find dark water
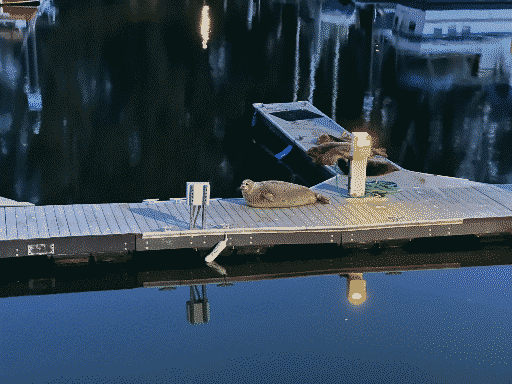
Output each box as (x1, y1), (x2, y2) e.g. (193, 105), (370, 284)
(1, 0), (512, 383)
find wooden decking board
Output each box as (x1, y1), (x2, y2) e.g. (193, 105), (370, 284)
(295, 205), (326, 227)
(442, 188), (500, 218)
(311, 202), (347, 227)
(34, 206), (49, 239)
(63, 205), (82, 237)
(158, 202), (189, 230)
(246, 207), (279, 227)
(24, 206), (39, 239)
(0, 208), (7, 240)
(468, 187), (512, 217)
(276, 207), (311, 227)
(283, 206), (319, 227)
(125, 203), (152, 233)
(215, 200), (254, 229)
(14, 207), (29, 240)
(472, 186), (512, 213)
(131, 203), (160, 232)
(171, 200), (198, 228)
(226, 201), (273, 228)
(459, 189), (501, 217)
(108, 203), (133, 234)
(305, 204), (337, 226)
(111, 203), (141, 234)
(43, 206), (60, 238)
(53, 205), (71, 237)
(72, 205), (92, 236)
(100, 204), (123, 235)
(278, 207), (313, 227)
(218, 199), (261, 229)
(205, 200), (242, 228)
(81, 204), (102, 236)
(145, 203), (184, 232)
(91, 204), (113, 235)
(316, 190), (369, 225)
(5, 207), (17, 240)
(258, 208), (304, 227)
(203, 203), (232, 228)
(255, 206), (299, 228)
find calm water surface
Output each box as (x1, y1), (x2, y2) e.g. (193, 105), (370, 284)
(0, 0), (511, 382)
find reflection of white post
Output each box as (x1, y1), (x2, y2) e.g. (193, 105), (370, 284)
(349, 132), (372, 197)
(293, 5), (301, 102)
(308, 3), (322, 104)
(332, 24), (341, 120)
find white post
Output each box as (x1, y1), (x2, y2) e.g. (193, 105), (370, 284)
(186, 182), (210, 229)
(349, 132), (372, 197)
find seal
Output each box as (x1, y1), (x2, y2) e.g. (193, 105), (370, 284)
(238, 180), (330, 208)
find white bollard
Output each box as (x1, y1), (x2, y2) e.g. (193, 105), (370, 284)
(349, 132), (372, 197)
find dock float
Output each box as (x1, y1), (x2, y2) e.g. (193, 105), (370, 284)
(1, 101), (512, 258)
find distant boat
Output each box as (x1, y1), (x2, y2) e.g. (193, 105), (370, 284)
(0, 1), (41, 6)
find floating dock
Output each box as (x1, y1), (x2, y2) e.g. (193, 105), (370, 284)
(1, 101), (512, 258)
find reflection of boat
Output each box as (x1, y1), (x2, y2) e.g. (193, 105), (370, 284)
(386, 1), (512, 88)
(0, 0), (56, 112)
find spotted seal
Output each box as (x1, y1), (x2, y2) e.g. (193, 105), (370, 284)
(238, 180), (330, 208)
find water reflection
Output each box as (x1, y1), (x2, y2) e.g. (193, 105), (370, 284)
(0, 0), (511, 205)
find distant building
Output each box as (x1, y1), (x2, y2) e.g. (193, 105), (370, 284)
(391, 1), (512, 38)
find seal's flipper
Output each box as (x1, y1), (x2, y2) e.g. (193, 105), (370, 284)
(316, 193), (330, 204)
(263, 193), (275, 201)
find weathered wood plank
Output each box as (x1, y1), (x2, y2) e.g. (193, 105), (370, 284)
(223, 199), (271, 228)
(53, 205), (70, 237)
(244, 207), (279, 227)
(295, 205), (325, 227)
(211, 200), (253, 229)
(63, 205), (82, 237)
(81, 204), (102, 236)
(472, 186), (512, 214)
(0, 207), (6, 240)
(170, 200), (196, 228)
(310, 203), (346, 227)
(14, 207), (29, 240)
(72, 205), (92, 236)
(217, 199), (259, 229)
(5, 207), (18, 240)
(467, 187), (512, 217)
(319, 191), (369, 225)
(124, 203), (152, 233)
(24, 205), (39, 239)
(34, 206), (50, 238)
(148, 203), (185, 231)
(442, 188), (497, 218)
(202, 201), (238, 228)
(157, 202), (189, 230)
(136, 203), (162, 231)
(43, 206), (60, 237)
(111, 203), (140, 234)
(100, 204), (122, 234)
(92, 204), (113, 235)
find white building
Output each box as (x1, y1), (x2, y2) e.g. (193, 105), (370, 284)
(392, 2), (512, 37)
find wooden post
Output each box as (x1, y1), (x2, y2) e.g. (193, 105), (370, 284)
(349, 132), (372, 197)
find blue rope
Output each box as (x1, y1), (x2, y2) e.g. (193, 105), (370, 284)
(335, 174), (400, 198)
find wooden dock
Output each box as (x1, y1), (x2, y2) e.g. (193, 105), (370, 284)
(1, 101), (512, 258)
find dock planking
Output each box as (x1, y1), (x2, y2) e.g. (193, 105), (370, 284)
(1, 103), (512, 257)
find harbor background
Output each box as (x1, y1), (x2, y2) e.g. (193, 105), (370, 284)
(0, 0), (511, 383)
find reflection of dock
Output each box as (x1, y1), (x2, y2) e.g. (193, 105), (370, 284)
(1, 237), (510, 299)
(1, 101), (512, 259)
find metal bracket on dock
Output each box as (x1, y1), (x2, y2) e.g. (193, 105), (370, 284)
(186, 182), (210, 230)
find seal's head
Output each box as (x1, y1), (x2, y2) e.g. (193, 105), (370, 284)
(238, 179), (254, 196)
